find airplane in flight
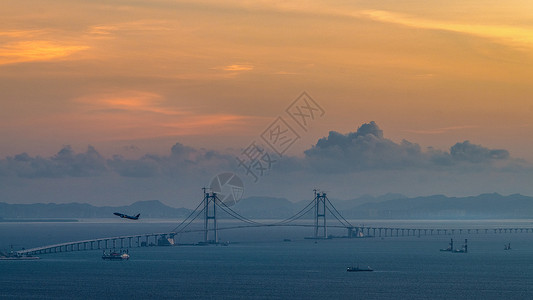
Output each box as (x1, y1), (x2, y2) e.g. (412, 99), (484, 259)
(113, 212), (140, 220)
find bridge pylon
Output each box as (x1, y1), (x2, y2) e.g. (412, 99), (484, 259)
(203, 188), (218, 244)
(314, 189), (327, 239)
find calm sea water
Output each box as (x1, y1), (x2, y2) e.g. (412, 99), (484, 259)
(2, 220), (533, 299)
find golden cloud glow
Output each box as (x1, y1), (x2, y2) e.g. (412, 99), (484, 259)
(0, 40), (89, 65)
(71, 90), (256, 139)
(222, 64), (254, 71)
(0, 29), (44, 38)
(75, 91), (181, 116)
(2, 0), (533, 161)
(356, 10), (533, 49)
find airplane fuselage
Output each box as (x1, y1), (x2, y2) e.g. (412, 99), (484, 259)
(113, 212), (140, 220)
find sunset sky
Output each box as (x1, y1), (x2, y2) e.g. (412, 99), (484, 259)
(1, 1), (532, 207)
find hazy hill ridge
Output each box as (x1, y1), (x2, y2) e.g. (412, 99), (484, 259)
(1, 193), (533, 220)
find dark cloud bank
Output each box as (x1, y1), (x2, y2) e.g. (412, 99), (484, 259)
(304, 121), (511, 172)
(0, 122), (522, 179)
(2, 122), (531, 206)
(0, 143), (234, 179)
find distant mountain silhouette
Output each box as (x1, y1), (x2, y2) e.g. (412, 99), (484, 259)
(344, 193), (533, 219)
(1, 193), (533, 220)
(0, 200), (190, 219)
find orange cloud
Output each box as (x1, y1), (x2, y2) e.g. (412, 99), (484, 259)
(355, 9), (533, 50)
(75, 91), (183, 116)
(222, 64), (254, 71)
(71, 90), (257, 140)
(0, 40), (89, 65)
(0, 29), (44, 38)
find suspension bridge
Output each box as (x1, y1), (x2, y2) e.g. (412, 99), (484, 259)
(16, 189), (533, 256)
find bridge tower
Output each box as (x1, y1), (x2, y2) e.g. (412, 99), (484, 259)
(203, 188), (218, 243)
(314, 189), (327, 239)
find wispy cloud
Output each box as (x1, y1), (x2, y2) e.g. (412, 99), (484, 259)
(75, 91), (180, 116)
(212, 64), (254, 72)
(354, 9), (533, 50)
(183, 1), (533, 50)
(223, 64), (254, 71)
(71, 90), (256, 139)
(0, 40), (89, 65)
(0, 29), (45, 38)
(87, 20), (174, 37)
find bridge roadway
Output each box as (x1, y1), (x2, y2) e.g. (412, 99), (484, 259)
(16, 232), (176, 256)
(16, 225), (533, 256)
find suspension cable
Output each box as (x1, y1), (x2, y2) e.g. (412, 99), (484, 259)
(271, 200), (316, 225)
(215, 198), (263, 225)
(326, 197), (353, 227)
(171, 193), (353, 234)
(171, 201), (205, 233)
(325, 205), (351, 228)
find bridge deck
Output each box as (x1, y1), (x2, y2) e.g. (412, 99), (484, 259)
(16, 225), (533, 256)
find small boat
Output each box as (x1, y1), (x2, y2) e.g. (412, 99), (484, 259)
(347, 265), (373, 272)
(504, 243), (511, 250)
(452, 239), (468, 253)
(102, 250), (129, 261)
